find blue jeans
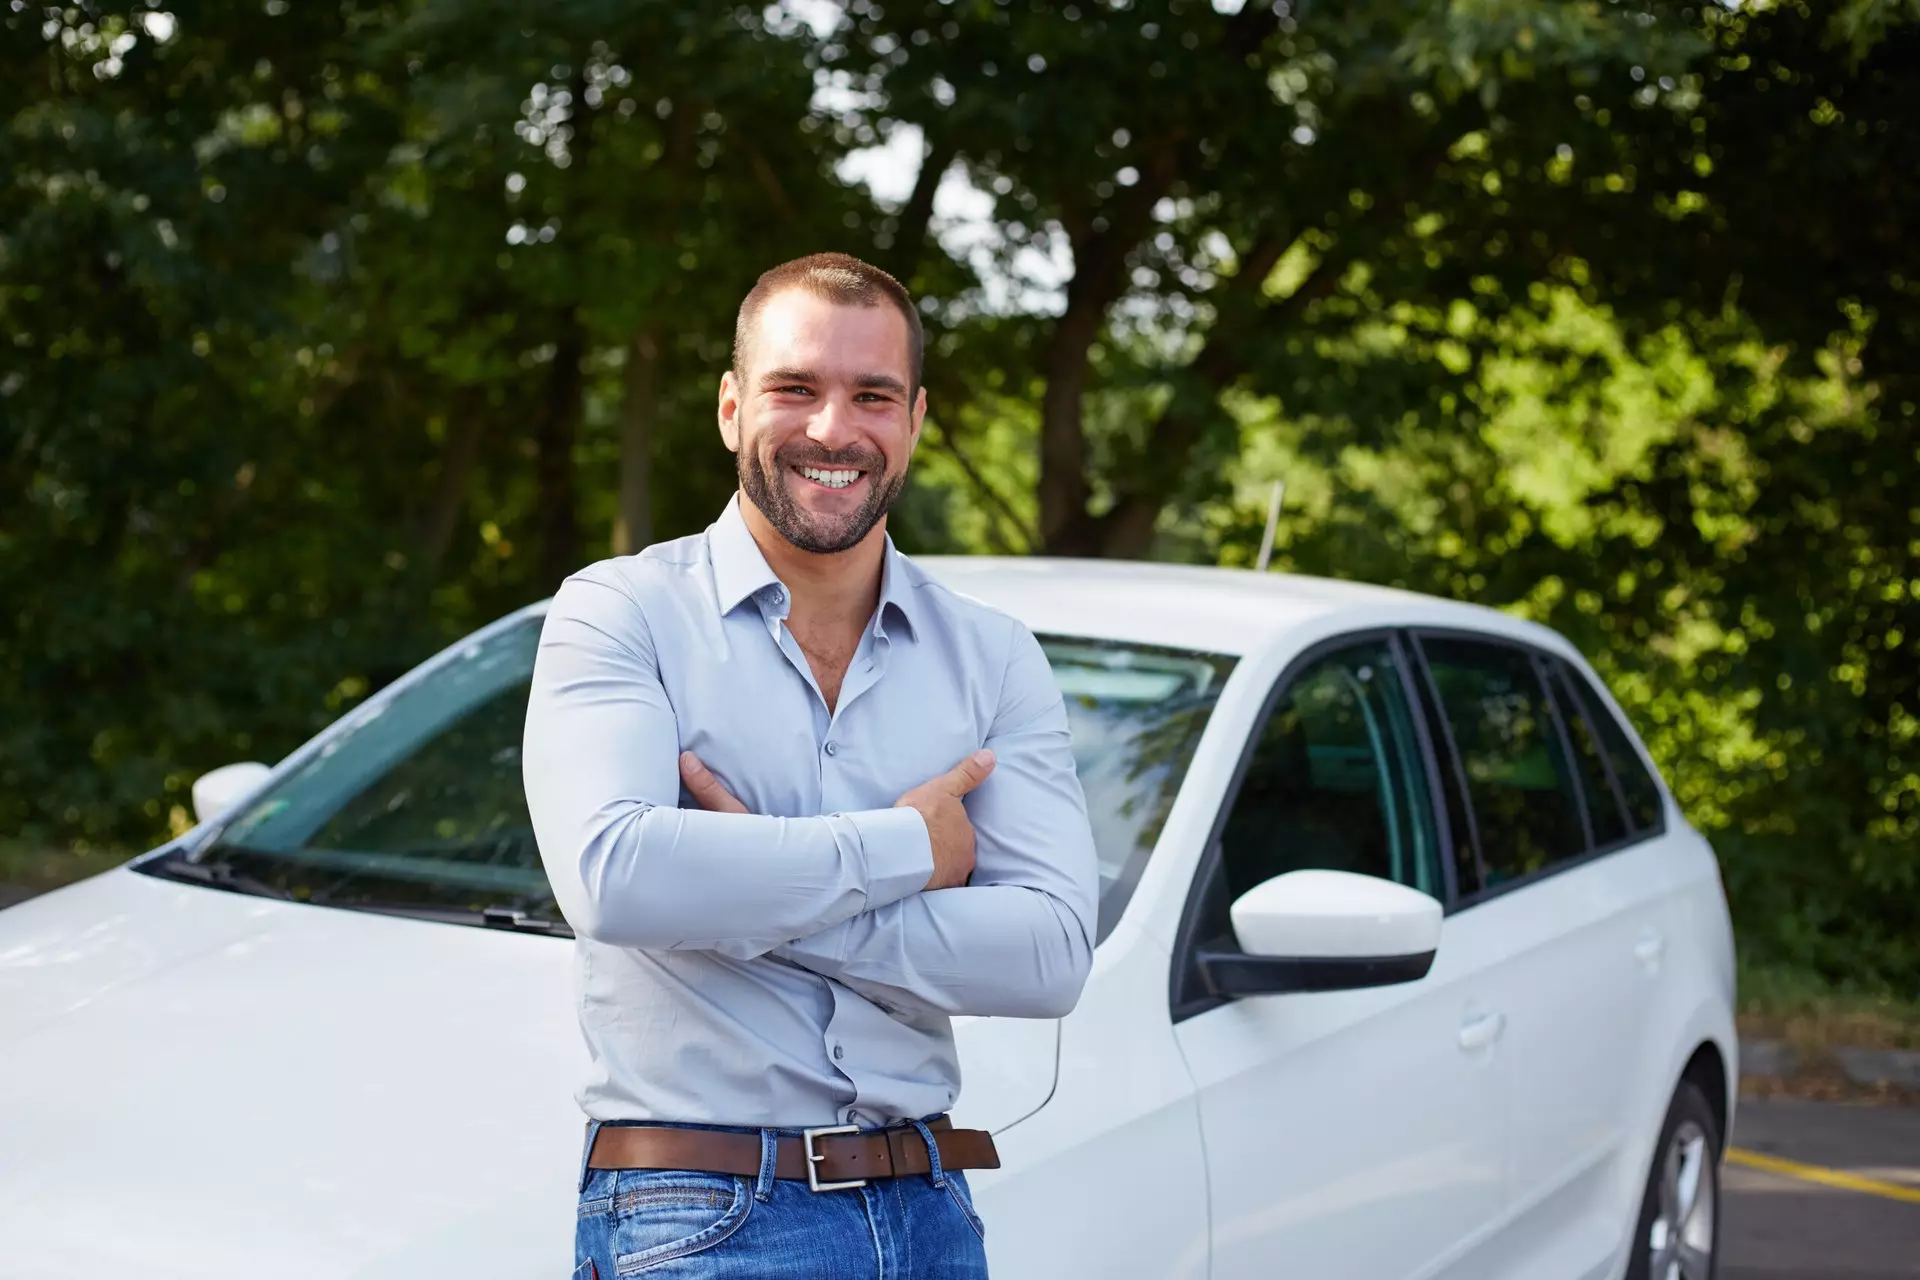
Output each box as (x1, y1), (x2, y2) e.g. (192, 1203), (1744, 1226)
(574, 1120), (989, 1279)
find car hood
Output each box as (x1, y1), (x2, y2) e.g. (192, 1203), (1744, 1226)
(0, 867), (1059, 1279)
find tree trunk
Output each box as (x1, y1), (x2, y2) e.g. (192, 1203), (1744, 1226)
(1036, 148), (1185, 555)
(536, 313), (585, 587)
(415, 391), (485, 569)
(1035, 283), (1105, 555)
(612, 329), (659, 556)
(885, 135), (956, 284)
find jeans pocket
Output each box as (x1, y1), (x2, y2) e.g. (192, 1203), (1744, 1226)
(607, 1172), (752, 1276)
(943, 1172), (986, 1244)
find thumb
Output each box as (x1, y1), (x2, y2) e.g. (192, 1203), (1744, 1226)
(942, 748), (996, 797)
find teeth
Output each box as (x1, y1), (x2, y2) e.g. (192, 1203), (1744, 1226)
(799, 466), (862, 489)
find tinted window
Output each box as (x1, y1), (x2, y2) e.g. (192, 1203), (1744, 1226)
(1409, 652), (1485, 902)
(1558, 661), (1664, 833)
(1218, 641), (1443, 903)
(157, 620), (1233, 939)
(1549, 664), (1631, 847)
(1419, 637), (1586, 888)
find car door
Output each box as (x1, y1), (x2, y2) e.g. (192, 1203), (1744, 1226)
(1408, 634), (1671, 1278)
(1170, 634), (1512, 1280)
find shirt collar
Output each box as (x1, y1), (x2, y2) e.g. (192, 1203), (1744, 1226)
(709, 493), (783, 617)
(708, 493), (917, 640)
(875, 537), (918, 642)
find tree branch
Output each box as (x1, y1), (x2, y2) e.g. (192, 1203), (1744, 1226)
(885, 134), (956, 284)
(925, 419), (1036, 554)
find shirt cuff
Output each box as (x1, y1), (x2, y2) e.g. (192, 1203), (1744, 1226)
(845, 806), (934, 908)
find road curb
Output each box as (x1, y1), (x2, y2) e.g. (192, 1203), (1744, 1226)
(1744, 1037), (1920, 1090)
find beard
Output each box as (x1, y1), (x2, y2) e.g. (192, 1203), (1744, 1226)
(738, 433), (907, 555)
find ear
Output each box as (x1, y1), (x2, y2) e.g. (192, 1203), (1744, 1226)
(717, 370), (743, 452)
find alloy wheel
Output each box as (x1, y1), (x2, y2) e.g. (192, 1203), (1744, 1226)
(1647, 1118), (1717, 1280)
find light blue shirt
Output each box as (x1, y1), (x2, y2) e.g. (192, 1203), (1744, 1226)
(522, 495), (1098, 1128)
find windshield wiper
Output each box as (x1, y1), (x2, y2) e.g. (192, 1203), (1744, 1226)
(315, 899), (573, 937)
(147, 857), (297, 902)
(478, 905), (572, 936)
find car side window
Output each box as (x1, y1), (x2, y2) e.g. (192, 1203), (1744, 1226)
(1556, 660), (1665, 834)
(1417, 636), (1587, 888)
(1217, 640), (1443, 904)
(1547, 662), (1631, 848)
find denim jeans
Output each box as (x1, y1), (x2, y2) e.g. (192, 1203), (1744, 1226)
(574, 1120), (990, 1279)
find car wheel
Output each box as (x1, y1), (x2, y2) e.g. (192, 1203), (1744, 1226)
(1627, 1079), (1722, 1280)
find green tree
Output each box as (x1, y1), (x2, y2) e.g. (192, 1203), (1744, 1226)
(833, 0), (1701, 555)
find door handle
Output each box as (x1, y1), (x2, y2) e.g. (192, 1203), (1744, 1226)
(1458, 1011), (1506, 1051)
(1634, 933), (1667, 966)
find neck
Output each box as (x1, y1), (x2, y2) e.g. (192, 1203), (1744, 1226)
(738, 492), (886, 626)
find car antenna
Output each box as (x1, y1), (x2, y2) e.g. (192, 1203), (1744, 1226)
(1253, 480), (1285, 572)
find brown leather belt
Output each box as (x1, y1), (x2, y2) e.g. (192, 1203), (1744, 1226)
(587, 1116), (999, 1192)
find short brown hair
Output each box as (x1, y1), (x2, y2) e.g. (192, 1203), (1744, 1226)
(732, 252), (924, 392)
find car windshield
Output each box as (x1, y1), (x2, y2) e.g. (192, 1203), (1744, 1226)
(155, 616), (1235, 939)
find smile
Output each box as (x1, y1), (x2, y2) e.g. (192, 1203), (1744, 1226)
(794, 465), (865, 490)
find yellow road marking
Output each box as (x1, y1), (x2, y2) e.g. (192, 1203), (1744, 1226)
(1727, 1146), (1920, 1205)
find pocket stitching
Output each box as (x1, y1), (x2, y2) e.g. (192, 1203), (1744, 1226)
(615, 1186), (730, 1213)
(612, 1177), (752, 1276)
(944, 1180), (986, 1244)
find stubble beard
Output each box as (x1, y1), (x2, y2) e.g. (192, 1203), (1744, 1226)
(738, 424), (907, 556)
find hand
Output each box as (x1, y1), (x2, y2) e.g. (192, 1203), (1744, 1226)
(679, 752), (748, 814)
(897, 749), (996, 891)
(680, 747), (996, 892)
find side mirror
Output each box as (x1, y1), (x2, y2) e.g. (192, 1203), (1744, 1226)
(1197, 869), (1443, 999)
(191, 761), (272, 825)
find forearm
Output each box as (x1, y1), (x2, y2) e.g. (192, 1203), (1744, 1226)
(543, 801), (931, 951)
(773, 884), (1093, 1019)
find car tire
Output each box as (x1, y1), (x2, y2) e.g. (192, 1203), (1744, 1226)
(1626, 1078), (1723, 1280)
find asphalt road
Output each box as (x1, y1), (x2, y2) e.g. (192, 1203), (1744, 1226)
(1723, 1097), (1920, 1279)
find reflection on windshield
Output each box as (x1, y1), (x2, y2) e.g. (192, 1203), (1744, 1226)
(158, 619), (1235, 938)
(1046, 641), (1236, 935)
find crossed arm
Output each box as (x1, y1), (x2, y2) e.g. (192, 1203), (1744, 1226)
(521, 569), (1099, 1020)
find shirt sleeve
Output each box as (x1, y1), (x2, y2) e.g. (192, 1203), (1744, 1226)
(767, 618), (1100, 1019)
(522, 568), (933, 949)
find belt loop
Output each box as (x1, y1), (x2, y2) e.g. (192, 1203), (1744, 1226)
(578, 1120), (603, 1195)
(909, 1118), (946, 1189)
(754, 1128), (778, 1203)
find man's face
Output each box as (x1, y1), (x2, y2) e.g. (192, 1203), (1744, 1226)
(720, 288), (925, 555)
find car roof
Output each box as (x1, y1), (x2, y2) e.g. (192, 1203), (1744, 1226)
(505, 555), (1568, 664)
(913, 556), (1562, 660)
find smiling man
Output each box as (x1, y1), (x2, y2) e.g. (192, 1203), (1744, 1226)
(522, 252), (1099, 1279)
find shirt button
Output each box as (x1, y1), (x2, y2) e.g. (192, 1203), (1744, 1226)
(824, 741), (837, 757)
(832, 1044), (845, 1061)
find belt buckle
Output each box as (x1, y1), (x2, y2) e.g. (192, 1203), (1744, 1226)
(801, 1124), (867, 1192)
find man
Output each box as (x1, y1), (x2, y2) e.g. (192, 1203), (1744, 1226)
(522, 252), (1099, 1279)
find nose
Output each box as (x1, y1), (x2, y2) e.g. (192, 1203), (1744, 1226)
(804, 392), (863, 452)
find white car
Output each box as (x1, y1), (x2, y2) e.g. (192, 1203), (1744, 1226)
(0, 559), (1737, 1280)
